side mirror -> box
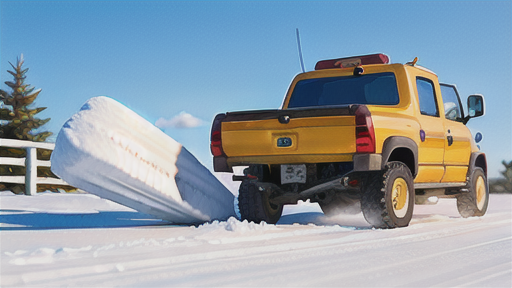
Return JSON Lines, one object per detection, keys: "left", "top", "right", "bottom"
{"left": 468, "top": 95, "right": 484, "bottom": 117}
{"left": 463, "top": 95, "right": 485, "bottom": 124}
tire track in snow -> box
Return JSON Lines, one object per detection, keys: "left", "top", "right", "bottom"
{"left": 7, "top": 214, "right": 510, "bottom": 287}
{"left": 430, "top": 261, "right": 512, "bottom": 287}
{"left": 96, "top": 232, "right": 512, "bottom": 287}
{"left": 317, "top": 236, "right": 512, "bottom": 287}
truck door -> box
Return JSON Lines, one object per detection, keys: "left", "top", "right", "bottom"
{"left": 414, "top": 77, "right": 445, "bottom": 183}
{"left": 440, "top": 84, "right": 471, "bottom": 183}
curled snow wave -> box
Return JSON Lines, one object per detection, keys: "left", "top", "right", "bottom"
{"left": 51, "top": 96, "right": 235, "bottom": 224}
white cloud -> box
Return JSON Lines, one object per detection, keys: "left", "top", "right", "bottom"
{"left": 155, "top": 111, "right": 204, "bottom": 129}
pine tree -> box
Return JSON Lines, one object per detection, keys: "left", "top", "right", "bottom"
{"left": 0, "top": 55, "right": 52, "bottom": 141}
{"left": 501, "top": 160, "right": 512, "bottom": 191}
{"left": 490, "top": 160, "right": 512, "bottom": 193}
{"left": 0, "top": 55, "right": 64, "bottom": 194}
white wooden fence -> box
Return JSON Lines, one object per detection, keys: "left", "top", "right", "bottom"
{"left": 0, "top": 138, "right": 69, "bottom": 195}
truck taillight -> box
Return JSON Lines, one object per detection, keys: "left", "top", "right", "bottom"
{"left": 210, "top": 114, "right": 226, "bottom": 157}
{"left": 355, "top": 105, "right": 376, "bottom": 153}
{"left": 211, "top": 131, "right": 223, "bottom": 156}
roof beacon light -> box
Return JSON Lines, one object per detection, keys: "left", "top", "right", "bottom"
{"left": 315, "top": 53, "right": 390, "bottom": 70}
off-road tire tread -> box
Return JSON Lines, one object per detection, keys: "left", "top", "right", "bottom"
{"left": 238, "top": 180, "right": 282, "bottom": 224}
{"left": 456, "top": 168, "right": 488, "bottom": 218}
{"left": 361, "top": 162, "right": 413, "bottom": 229}
{"left": 361, "top": 170, "right": 390, "bottom": 228}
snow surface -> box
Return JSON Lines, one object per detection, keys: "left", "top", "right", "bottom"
{"left": 51, "top": 96, "right": 235, "bottom": 224}
{"left": 1, "top": 192, "right": 510, "bottom": 287}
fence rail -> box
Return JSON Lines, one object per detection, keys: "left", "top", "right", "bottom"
{"left": 0, "top": 138, "right": 70, "bottom": 195}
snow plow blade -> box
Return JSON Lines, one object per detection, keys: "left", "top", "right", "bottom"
{"left": 51, "top": 96, "right": 236, "bottom": 224}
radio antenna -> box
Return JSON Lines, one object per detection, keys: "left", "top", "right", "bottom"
{"left": 296, "top": 28, "right": 306, "bottom": 73}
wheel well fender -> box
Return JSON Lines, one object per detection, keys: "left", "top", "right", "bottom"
{"left": 381, "top": 137, "right": 418, "bottom": 177}
{"left": 468, "top": 152, "right": 487, "bottom": 178}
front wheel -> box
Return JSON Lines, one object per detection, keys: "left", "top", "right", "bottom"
{"left": 361, "top": 162, "right": 415, "bottom": 228}
{"left": 457, "top": 168, "right": 488, "bottom": 217}
{"left": 238, "top": 181, "right": 283, "bottom": 224}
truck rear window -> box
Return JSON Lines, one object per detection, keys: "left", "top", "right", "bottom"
{"left": 287, "top": 72, "right": 399, "bottom": 108}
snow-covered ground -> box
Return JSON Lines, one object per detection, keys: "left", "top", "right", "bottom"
{"left": 1, "top": 192, "right": 511, "bottom": 287}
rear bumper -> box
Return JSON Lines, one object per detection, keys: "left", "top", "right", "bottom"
{"left": 213, "top": 156, "right": 231, "bottom": 172}
{"left": 214, "top": 153, "right": 382, "bottom": 173}
{"left": 353, "top": 154, "right": 382, "bottom": 171}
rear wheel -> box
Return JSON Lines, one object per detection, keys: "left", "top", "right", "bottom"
{"left": 238, "top": 180, "right": 283, "bottom": 224}
{"left": 457, "top": 168, "right": 488, "bottom": 217}
{"left": 361, "top": 162, "right": 414, "bottom": 228}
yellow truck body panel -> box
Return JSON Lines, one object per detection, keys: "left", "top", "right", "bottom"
{"left": 213, "top": 58, "right": 482, "bottom": 185}
{"left": 222, "top": 116, "right": 356, "bottom": 157}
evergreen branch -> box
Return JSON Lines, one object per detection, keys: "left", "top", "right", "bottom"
{"left": 28, "top": 107, "right": 47, "bottom": 116}
{"left": 20, "top": 90, "right": 40, "bottom": 106}
{"left": 25, "top": 88, "right": 41, "bottom": 98}
{"left": 16, "top": 107, "right": 47, "bottom": 119}
{"left": 25, "top": 87, "right": 35, "bottom": 95}
{"left": 31, "top": 131, "right": 53, "bottom": 142}
{"left": 17, "top": 56, "right": 24, "bottom": 67}
{"left": 0, "top": 108, "right": 15, "bottom": 120}
{"left": 0, "top": 89, "right": 9, "bottom": 100}
{"left": 36, "top": 118, "right": 51, "bottom": 127}
{"left": 1, "top": 98, "right": 15, "bottom": 107}
{"left": 5, "top": 81, "right": 16, "bottom": 89}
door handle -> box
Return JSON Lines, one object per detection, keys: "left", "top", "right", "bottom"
{"left": 447, "top": 135, "right": 453, "bottom": 146}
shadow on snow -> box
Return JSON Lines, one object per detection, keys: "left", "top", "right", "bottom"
{"left": 0, "top": 210, "right": 171, "bottom": 230}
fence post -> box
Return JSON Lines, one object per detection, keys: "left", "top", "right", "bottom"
{"left": 25, "top": 147, "right": 37, "bottom": 195}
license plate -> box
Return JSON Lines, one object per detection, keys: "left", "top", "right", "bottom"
{"left": 281, "top": 164, "right": 306, "bottom": 184}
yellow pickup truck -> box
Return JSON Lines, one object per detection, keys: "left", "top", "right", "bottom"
{"left": 211, "top": 53, "right": 487, "bottom": 228}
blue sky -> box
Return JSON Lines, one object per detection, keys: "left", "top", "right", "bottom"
{"left": 1, "top": 1, "right": 511, "bottom": 178}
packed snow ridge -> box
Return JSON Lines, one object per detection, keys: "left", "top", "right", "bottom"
{"left": 51, "top": 96, "right": 236, "bottom": 224}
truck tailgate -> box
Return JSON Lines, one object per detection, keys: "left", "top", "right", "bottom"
{"left": 221, "top": 107, "right": 356, "bottom": 159}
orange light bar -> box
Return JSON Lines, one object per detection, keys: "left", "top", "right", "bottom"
{"left": 315, "top": 53, "right": 390, "bottom": 70}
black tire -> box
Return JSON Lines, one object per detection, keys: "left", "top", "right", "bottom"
{"left": 457, "top": 167, "right": 488, "bottom": 218}
{"left": 238, "top": 180, "right": 283, "bottom": 224}
{"left": 319, "top": 193, "right": 361, "bottom": 216}
{"left": 361, "top": 162, "right": 414, "bottom": 228}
